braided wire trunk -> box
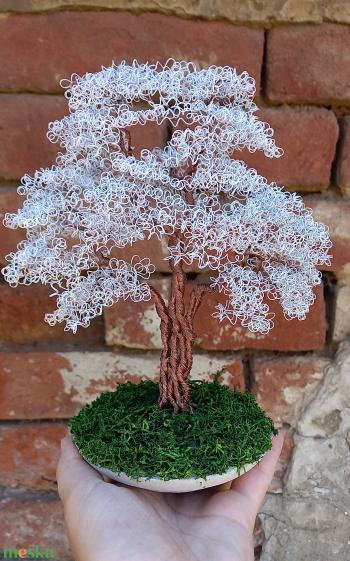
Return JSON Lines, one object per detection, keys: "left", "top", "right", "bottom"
{"left": 150, "top": 254, "right": 210, "bottom": 412}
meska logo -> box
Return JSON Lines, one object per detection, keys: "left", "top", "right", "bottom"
{"left": 2, "top": 545, "right": 55, "bottom": 558}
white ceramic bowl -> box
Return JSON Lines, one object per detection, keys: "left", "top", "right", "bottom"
{"left": 84, "top": 457, "right": 261, "bottom": 493}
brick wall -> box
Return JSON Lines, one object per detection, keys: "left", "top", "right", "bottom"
{"left": 0, "top": 3, "right": 350, "bottom": 561}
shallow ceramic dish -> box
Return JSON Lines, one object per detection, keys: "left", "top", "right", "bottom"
{"left": 84, "top": 456, "right": 262, "bottom": 493}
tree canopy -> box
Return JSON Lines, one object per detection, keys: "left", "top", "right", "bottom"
{"left": 2, "top": 59, "right": 332, "bottom": 334}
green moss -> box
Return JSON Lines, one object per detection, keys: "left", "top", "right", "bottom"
{"left": 69, "top": 380, "right": 276, "bottom": 481}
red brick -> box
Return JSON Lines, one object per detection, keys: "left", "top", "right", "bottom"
{"left": 252, "top": 355, "right": 331, "bottom": 427}
{"left": 303, "top": 196, "right": 350, "bottom": 279}
{"left": 195, "top": 288, "right": 327, "bottom": 350}
{"left": 129, "top": 120, "right": 168, "bottom": 159}
{"left": 336, "top": 116, "right": 350, "bottom": 196}
{"left": 0, "top": 94, "right": 167, "bottom": 181}
{"left": 0, "top": 283, "right": 104, "bottom": 346}
{"left": 0, "top": 496, "right": 71, "bottom": 559}
{"left": 111, "top": 238, "right": 170, "bottom": 272}
{"left": 266, "top": 24, "right": 350, "bottom": 104}
{"left": 0, "top": 423, "right": 66, "bottom": 490}
{"left": 0, "top": 351, "right": 243, "bottom": 419}
{"left": 0, "top": 13, "right": 263, "bottom": 93}
{"left": 105, "top": 278, "right": 326, "bottom": 352}
{"left": 238, "top": 108, "right": 338, "bottom": 191}
{"left": 111, "top": 243, "right": 204, "bottom": 274}
{"left": 0, "top": 94, "right": 66, "bottom": 180}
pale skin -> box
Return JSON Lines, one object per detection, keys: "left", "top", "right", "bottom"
{"left": 57, "top": 431, "right": 284, "bottom": 561}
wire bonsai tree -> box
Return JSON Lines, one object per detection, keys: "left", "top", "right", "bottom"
{"left": 2, "top": 60, "right": 331, "bottom": 413}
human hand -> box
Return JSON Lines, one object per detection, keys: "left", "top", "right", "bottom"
{"left": 57, "top": 430, "right": 284, "bottom": 561}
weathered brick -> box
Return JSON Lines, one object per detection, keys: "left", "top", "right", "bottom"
{"left": 239, "top": 108, "right": 338, "bottom": 191}
{"left": 0, "top": 94, "right": 167, "bottom": 181}
{"left": 333, "top": 282, "right": 350, "bottom": 342}
{"left": 0, "top": 13, "right": 263, "bottom": 93}
{"left": 2, "top": 0, "right": 350, "bottom": 25}
{"left": 0, "top": 351, "right": 244, "bottom": 419}
{"left": 252, "top": 355, "right": 331, "bottom": 427}
{"left": 0, "top": 283, "right": 104, "bottom": 346}
{"left": 336, "top": 116, "right": 350, "bottom": 196}
{"left": 304, "top": 196, "right": 350, "bottom": 279}
{"left": 266, "top": 24, "right": 350, "bottom": 105}
{"left": 0, "top": 423, "right": 66, "bottom": 490}
{"left": 105, "top": 278, "right": 326, "bottom": 352}
{"left": 0, "top": 496, "right": 71, "bottom": 560}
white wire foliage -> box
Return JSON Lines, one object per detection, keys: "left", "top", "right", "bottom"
{"left": 2, "top": 59, "right": 332, "bottom": 333}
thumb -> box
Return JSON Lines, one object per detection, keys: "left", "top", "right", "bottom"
{"left": 56, "top": 433, "right": 103, "bottom": 504}
{"left": 231, "top": 429, "right": 285, "bottom": 515}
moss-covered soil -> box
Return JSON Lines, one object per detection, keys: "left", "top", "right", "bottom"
{"left": 69, "top": 380, "right": 276, "bottom": 481}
